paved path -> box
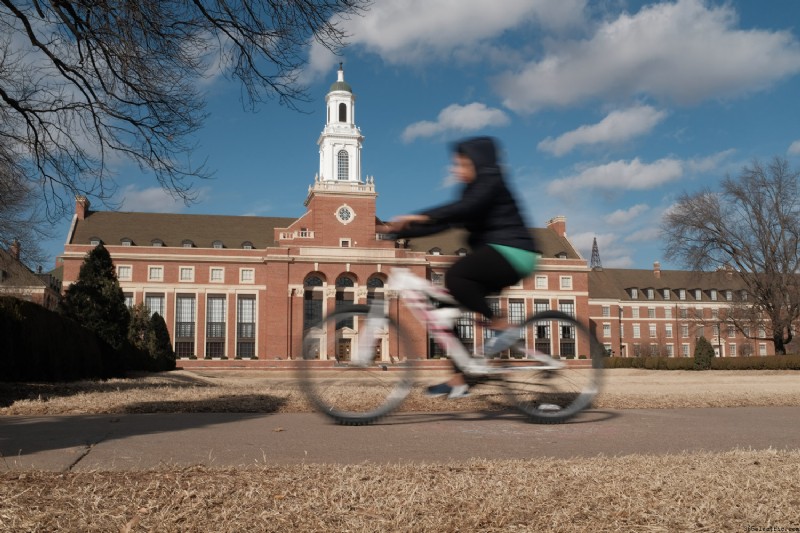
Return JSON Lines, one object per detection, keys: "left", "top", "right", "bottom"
{"left": 1, "top": 406, "right": 798, "bottom": 471}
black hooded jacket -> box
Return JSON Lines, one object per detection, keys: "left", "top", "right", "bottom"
{"left": 396, "top": 137, "right": 538, "bottom": 253}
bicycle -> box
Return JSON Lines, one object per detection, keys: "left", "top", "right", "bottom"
{"left": 297, "top": 267, "right": 604, "bottom": 425}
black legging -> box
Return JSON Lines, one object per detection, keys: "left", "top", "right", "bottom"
{"left": 445, "top": 245, "right": 521, "bottom": 319}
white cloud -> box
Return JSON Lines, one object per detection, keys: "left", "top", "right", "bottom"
{"left": 304, "top": 0, "right": 588, "bottom": 80}
{"left": 494, "top": 0, "right": 800, "bottom": 113}
{"left": 686, "top": 149, "right": 736, "bottom": 173}
{"left": 624, "top": 226, "right": 662, "bottom": 243}
{"left": 538, "top": 105, "right": 667, "bottom": 156}
{"left": 118, "top": 185, "right": 208, "bottom": 213}
{"left": 548, "top": 158, "right": 684, "bottom": 196}
{"left": 605, "top": 204, "right": 649, "bottom": 225}
{"left": 789, "top": 140, "right": 800, "bottom": 155}
{"left": 401, "top": 102, "right": 510, "bottom": 142}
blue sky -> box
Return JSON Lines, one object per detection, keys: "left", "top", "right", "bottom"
{"left": 45, "top": 0, "right": 800, "bottom": 271}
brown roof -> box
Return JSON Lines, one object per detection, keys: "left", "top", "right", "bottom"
{"left": 589, "top": 268, "right": 748, "bottom": 301}
{"left": 403, "top": 228, "right": 582, "bottom": 259}
{"left": 0, "top": 248, "right": 56, "bottom": 289}
{"left": 70, "top": 211, "right": 297, "bottom": 249}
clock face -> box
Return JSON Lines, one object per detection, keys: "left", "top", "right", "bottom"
{"left": 336, "top": 205, "right": 354, "bottom": 224}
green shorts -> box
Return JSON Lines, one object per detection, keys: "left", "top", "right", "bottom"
{"left": 489, "top": 244, "right": 539, "bottom": 278}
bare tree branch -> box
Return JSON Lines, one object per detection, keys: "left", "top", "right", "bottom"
{"left": 0, "top": 0, "right": 369, "bottom": 220}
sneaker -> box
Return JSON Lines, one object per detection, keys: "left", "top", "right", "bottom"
{"left": 426, "top": 382, "right": 470, "bottom": 399}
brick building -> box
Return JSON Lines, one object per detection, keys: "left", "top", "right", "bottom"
{"left": 58, "top": 67, "right": 594, "bottom": 363}
{"left": 0, "top": 240, "right": 62, "bottom": 311}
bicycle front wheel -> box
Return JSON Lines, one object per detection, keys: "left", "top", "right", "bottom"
{"left": 297, "top": 305, "right": 415, "bottom": 425}
{"left": 501, "top": 310, "right": 604, "bottom": 423}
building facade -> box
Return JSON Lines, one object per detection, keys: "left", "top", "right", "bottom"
{"left": 59, "top": 67, "right": 596, "bottom": 363}
{"left": 0, "top": 241, "right": 62, "bottom": 311}
{"left": 58, "top": 67, "right": 778, "bottom": 362}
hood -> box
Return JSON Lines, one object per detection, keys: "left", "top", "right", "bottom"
{"left": 451, "top": 136, "right": 500, "bottom": 172}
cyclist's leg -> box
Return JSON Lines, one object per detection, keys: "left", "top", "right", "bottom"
{"left": 445, "top": 245, "right": 520, "bottom": 319}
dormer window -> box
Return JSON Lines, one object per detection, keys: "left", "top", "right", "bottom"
{"left": 646, "top": 289, "right": 654, "bottom": 300}
{"left": 212, "top": 240, "right": 224, "bottom": 249}
{"left": 182, "top": 239, "right": 194, "bottom": 248}
{"left": 556, "top": 251, "right": 568, "bottom": 259}
{"left": 151, "top": 239, "right": 164, "bottom": 247}
{"left": 663, "top": 289, "right": 670, "bottom": 300}
{"left": 456, "top": 248, "right": 468, "bottom": 256}
{"left": 120, "top": 238, "right": 133, "bottom": 246}
{"left": 89, "top": 237, "right": 102, "bottom": 246}
{"left": 429, "top": 247, "right": 442, "bottom": 256}
{"left": 631, "top": 288, "right": 639, "bottom": 299}
{"left": 242, "top": 241, "right": 254, "bottom": 250}
{"left": 695, "top": 289, "right": 702, "bottom": 300}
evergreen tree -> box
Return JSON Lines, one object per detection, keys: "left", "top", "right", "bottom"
{"left": 694, "top": 336, "right": 716, "bottom": 370}
{"left": 148, "top": 313, "right": 176, "bottom": 370}
{"left": 60, "top": 244, "right": 130, "bottom": 349}
{"left": 128, "top": 303, "right": 151, "bottom": 351}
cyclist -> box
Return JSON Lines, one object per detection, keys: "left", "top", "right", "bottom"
{"left": 382, "top": 136, "right": 539, "bottom": 399}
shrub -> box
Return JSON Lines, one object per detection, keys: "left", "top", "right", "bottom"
{"left": 148, "top": 313, "right": 176, "bottom": 371}
{"left": 694, "top": 336, "right": 715, "bottom": 370}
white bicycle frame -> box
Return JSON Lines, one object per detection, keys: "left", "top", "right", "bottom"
{"left": 355, "top": 267, "right": 564, "bottom": 372}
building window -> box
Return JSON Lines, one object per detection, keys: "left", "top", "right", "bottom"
{"left": 728, "top": 324, "right": 736, "bottom": 338}
{"left": 338, "top": 102, "right": 347, "bottom": 122}
{"left": 237, "top": 296, "right": 256, "bottom": 358}
{"left": 534, "top": 299, "right": 551, "bottom": 355}
{"left": 665, "top": 324, "right": 673, "bottom": 337}
{"left": 603, "top": 323, "right": 611, "bottom": 338}
{"left": 679, "top": 307, "right": 688, "bottom": 319}
{"left": 212, "top": 240, "right": 224, "bottom": 249}
{"left": 210, "top": 267, "right": 224, "bottom": 283}
{"left": 206, "top": 295, "right": 226, "bottom": 358}
{"left": 429, "top": 247, "right": 441, "bottom": 256}
{"left": 665, "top": 307, "right": 672, "bottom": 319}
{"left": 741, "top": 290, "right": 748, "bottom": 301}
{"left": 431, "top": 272, "right": 444, "bottom": 286}
{"left": 759, "top": 343, "right": 767, "bottom": 356}
{"left": 726, "top": 290, "right": 733, "bottom": 301}
{"left": 682, "top": 344, "right": 690, "bottom": 357}
{"left": 151, "top": 239, "right": 164, "bottom": 247}
{"left": 729, "top": 344, "right": 737, "bottom": 357}
{"left": 340, "top": 239, "right": 351, "bottom": 248}
{"left": 182, "top": 240, "right": 194, "bottom": 248}
{"left": 695, "top": 289, "right": 702, "bottom": 300}
{"left": 121, "top": 238, "right": 133, "bottom": 246}
{"left": 179, "top": 267, "right": 194, "bottom": 282}
{"left": 90, "top": 237, "right": 102, "bottom": 246}
{"left": 240, "top": 268, "right": 255, "bottom": 284}
{"left": 648, "top": 307, "right": 656, "bottom": 318}
{"left": 632, "top": 307, "right": 640, "bottom": 319}
{"left": 647, "top": 289, "right": 654, "bottom": 300}
{"left": 710, "top": 289, "right": 717, "bottom": 301}
{"left": 242, "top": 241, "right": 254, "bottom": 250}
{"left": 649, "top": 324, "right": 657, "bottom": 338}
{"left": 337, "top": 149, "right": 349, "bottom": 180}
{"left": 303, "top": 275, "right": 324, "bottom": 331}
{"left": 124, "top": 293, "right": 134, "bottom": 308}
{"left": 633, "top": 324, "right": 641, "bottom": 338}
{"left": 175, "top": 295, "right": 196, "bottom": 358}
{"left": 631, "top": 288, "right": 639, "bottom": 299}
{"left": 117, "top": 265, "right": 132, "bottom": 281}
{"left": 145, "top": 293, "right": 165, "bottom": 317}
{"left": 148, "top": 266, "right": 163, "bottom": 281}
{"left": 535, "top": 276, "right": 548, "bottom": 290}
{"left": 663, "top": 289, "right": 671, "bottom": 300}
{"left": 666, "top": 344, "right": 674, "bottom": 357}
{"left": 560, "top": 276, "right": 572, "bottom": 290}
{"left": 679, "top": 289, "right": 686, "bottom": 300}
{"left": 602, "top": 306, "right": 610, "bottom": 317}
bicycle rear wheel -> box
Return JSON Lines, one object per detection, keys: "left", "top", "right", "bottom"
{"left": 297, "top": 304, "right": 415, "bottom": 425}
{"left": 500, "top": 310, "right": 604, "bottom": 423}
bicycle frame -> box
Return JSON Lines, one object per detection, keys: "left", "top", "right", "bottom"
{"left": 358, "top": 268, "right": 564, "bottom": 373}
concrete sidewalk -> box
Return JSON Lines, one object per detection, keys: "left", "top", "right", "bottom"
{"left": 1, "top": 406, "right": 798, "bottom": 472}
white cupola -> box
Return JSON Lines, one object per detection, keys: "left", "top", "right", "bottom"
{"left": 317, "top": 63, "right": 363, "bottom": 183}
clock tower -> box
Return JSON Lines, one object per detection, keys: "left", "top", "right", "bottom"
{"left": 276, "top": 65, "right": 390, "bottom": 249}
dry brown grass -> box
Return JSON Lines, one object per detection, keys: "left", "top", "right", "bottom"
{"left": 1, "top": 449, "right": 798, "bottom": 532}
{"left": 2, "top": 370, "right": 800, "bottom": 531}
{"left": 1, "top": 368, "right": 799, "bottom": 416}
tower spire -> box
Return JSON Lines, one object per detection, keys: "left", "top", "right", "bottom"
{"left": 590, "top": 237, "right": 603, "bottom": 270}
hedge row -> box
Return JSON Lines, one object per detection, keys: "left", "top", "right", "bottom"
{"left": 0, "top": 297, "right": 174, "bottom": 382}
{"left": 0, "top": 296, "right": 124, "bottom": 381}
{"left": 604, "top": 354, "right": 800, "bottom": 370}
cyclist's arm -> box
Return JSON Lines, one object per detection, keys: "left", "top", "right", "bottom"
{"left": 421, "top": 173, "right": 502, "bottom": 224}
